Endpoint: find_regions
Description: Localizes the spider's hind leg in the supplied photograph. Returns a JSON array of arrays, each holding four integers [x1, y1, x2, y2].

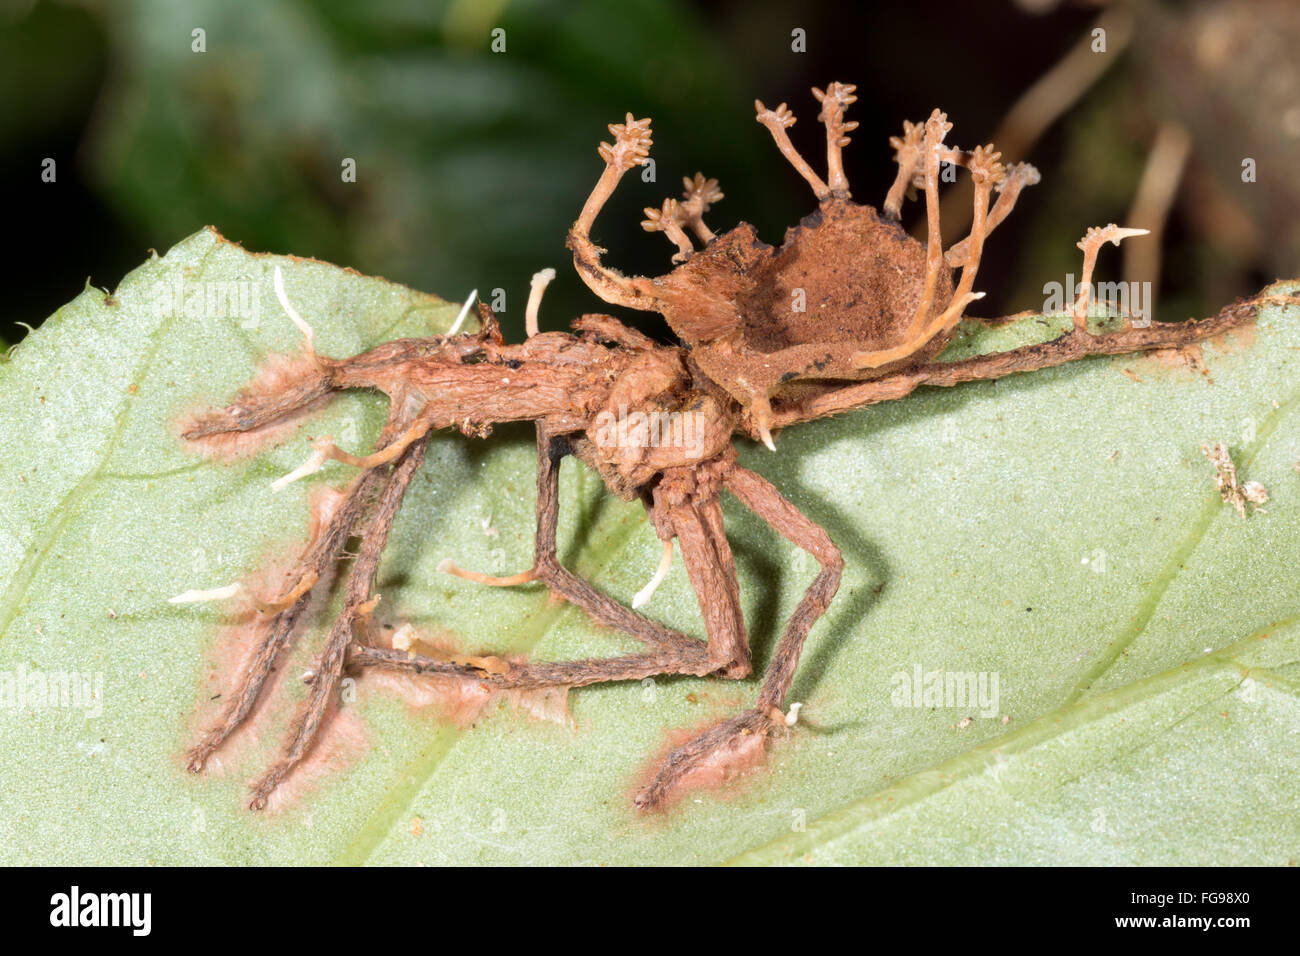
[[634, 463, 843, 810]]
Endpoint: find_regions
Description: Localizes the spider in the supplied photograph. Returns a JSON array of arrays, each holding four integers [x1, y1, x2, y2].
[[175, 82, 1258, 810]]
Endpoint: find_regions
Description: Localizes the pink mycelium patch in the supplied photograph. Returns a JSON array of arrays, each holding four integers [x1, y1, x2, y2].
[[184, 484, 368, 813], [630, 711, 774, 816], [185, 483, 577, 808], [186, 615, 373, 815], [1131, 342, 1209, 382], [176, 352, 331, 462]]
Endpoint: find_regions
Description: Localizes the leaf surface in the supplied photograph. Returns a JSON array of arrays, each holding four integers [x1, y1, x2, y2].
[[1, 228, 1296, 865]]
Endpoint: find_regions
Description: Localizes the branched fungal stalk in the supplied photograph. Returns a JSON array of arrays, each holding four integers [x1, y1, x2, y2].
[[178, 82, 1268, 811]]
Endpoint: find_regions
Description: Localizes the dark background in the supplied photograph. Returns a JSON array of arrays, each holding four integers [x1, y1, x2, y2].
[[2, 0, 1296, 344]]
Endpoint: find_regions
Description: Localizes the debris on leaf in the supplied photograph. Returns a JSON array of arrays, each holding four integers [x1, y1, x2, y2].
[[1200, 442, 1267, 517]]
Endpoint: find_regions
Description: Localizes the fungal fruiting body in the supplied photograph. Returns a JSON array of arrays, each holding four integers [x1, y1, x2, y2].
[[177, 83, 1261, 811]]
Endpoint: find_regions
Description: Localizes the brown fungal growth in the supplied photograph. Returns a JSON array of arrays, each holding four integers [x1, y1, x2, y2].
[[176, 82, 1268, 812]]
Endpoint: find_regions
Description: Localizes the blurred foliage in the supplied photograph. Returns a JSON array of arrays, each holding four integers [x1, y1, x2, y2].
[[82, 0, 789, 342], [2, 0, 1295, 344]]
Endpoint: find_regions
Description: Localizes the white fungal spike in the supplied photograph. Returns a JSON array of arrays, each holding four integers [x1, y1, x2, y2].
[[783, 702, 803, 727], [445, 289, 478, 337], [271, 439, 332, 492], [273, 265, 316, 352], [391, 623, 417, 652], [632, 539, 675, 609], [758, 423, 777, 452], [526, 268, 556, 338], [169, 582, 244, 605]]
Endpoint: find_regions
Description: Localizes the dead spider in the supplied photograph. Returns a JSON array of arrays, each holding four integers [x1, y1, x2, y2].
[[175, 82, 1260, 811]]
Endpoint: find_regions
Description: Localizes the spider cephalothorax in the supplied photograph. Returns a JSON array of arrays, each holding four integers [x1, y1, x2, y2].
[[175, 82, 1260, 812]]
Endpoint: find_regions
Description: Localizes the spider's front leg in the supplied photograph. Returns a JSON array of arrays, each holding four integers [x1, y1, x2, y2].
[[181, 400, 432, 809]]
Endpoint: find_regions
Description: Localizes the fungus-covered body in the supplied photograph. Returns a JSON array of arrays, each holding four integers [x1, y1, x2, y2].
[[328, 328, 737, 498], [656, 200, 956, 413], [178, 83, 1261, 811]]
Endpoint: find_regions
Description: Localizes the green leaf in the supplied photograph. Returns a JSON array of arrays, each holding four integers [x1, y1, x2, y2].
[[1, 228, 1296, 865]]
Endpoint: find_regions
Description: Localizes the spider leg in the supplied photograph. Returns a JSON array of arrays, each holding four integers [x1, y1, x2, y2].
[[247, 432, 431, 809], [183, 465, 382, 775], [634, 464, 843, 810], [440, 426, 707, 656], [179, 355, 336, 447], [351, 643, 711, 686], [356, 443, 752, 691], [771, 296, 1270, 428], [567, 114, 660, 310], [723, 467, 842, 711], [653, 468, 752, 679]]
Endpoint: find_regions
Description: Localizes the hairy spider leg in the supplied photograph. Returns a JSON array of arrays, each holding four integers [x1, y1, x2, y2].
[[770, 296, 1267, 428], [356, 429, 750, 687], [440, 428, 731, 662], [184, 465, 385, 776]]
